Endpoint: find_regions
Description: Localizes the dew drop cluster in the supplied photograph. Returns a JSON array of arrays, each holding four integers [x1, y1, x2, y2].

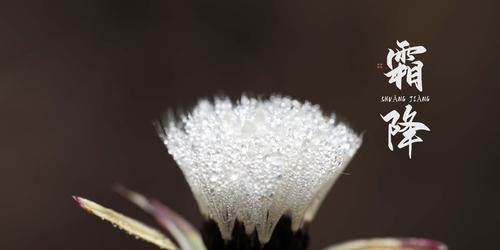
[[161, 95, 362, 243]]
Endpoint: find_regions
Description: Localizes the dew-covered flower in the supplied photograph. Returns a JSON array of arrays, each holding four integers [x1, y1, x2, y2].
[[74, 95, 447, 250]]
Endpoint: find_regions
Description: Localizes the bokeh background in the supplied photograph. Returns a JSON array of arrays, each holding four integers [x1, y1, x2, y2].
[[1, 1, 499, 249]]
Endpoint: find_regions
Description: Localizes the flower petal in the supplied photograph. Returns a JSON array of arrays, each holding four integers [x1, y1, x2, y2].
[[73, 196, 178, 250], [323, 238, 447, 250], [114, 185, 207, 250], [161, 95, 362, 243]]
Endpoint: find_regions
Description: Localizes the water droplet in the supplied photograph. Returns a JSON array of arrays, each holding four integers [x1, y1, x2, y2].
[[266, 152, 285, 166], [241, 121, 256, 135]]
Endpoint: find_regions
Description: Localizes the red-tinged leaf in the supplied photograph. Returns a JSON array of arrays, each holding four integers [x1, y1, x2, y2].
[[73, 196, 178, 250], [323, 237, 447, 250], [114, 185, 207, 250]]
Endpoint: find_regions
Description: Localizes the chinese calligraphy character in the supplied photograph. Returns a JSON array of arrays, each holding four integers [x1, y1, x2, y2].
[[380, 104, 430, 158], [385, 40, 427, 92]]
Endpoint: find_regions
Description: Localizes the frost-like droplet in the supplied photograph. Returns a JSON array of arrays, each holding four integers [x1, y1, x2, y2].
[[161, 95, 362, 244]]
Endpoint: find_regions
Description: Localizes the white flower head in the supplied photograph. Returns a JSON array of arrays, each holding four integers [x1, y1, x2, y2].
[[159, 95, 362, 244]]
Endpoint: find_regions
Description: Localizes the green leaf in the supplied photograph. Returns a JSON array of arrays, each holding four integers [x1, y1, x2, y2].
[[114, 185, 207, 250], [73, 196, 178, 250]]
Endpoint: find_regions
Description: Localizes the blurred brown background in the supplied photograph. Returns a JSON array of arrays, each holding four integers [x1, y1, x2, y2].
[[1, 1, 499, 249]]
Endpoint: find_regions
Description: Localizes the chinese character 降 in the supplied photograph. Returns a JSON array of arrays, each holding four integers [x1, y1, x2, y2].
[[380, 104, 430, 158]]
